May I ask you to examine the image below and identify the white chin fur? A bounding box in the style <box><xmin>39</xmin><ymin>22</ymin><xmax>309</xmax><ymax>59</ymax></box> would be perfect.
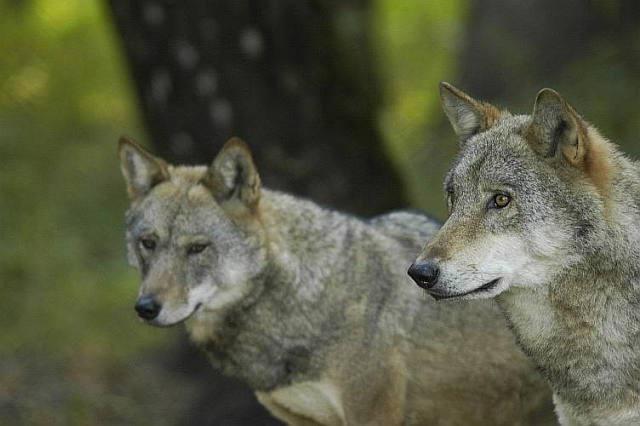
<box><xmin>148</xmin><ymin>303</ymin><xmax>200</xmax><ymax>327</ymax></box>
<box><xmin>149</xmin><ymin>284</ymin><xmax>219</xmax><ymax>327</ymax></box>
<box><xmin>437</xmin><ymin>229</ymin><xmax>569</xmax><ymax>298</ymax></box>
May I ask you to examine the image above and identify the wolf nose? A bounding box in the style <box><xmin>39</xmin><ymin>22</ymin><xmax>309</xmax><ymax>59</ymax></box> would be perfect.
<box><xmin>408</xmin><ymin>261</ymin><xmax>440</xmax><ymax>289</ymax></box>
<box><xmin>135</xmin><ymin>295</ymin><xmax>161</xmax><ymax>320</ymax></box>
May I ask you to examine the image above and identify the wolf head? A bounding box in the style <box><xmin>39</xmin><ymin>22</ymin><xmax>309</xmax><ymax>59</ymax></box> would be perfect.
<box><xmin>119</xmin><ymin>137</ymin><xmax>268</xmax><ymax>326</ymax></box>
<box><xmin>409</xmin><ymin>83</ymin><xmax>614</xmax><ymax>300</ymax></box>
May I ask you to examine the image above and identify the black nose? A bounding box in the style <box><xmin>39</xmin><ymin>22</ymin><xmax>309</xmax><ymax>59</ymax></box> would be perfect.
<box><xmin>408</xmin><ymin>261</ymin><xmax>440</xmax><ymax>289</ymax></box>
<box><xmin>135</xmin><ymin>295</ymin><xmax>161</xmax><ymax>320</ymax></box>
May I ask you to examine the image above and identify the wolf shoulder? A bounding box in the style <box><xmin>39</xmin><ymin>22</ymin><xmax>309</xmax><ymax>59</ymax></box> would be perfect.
<box><xmin>366</xmin><ymin>210</ymin><xmax>441</xmax><ymax>249</ymax></box>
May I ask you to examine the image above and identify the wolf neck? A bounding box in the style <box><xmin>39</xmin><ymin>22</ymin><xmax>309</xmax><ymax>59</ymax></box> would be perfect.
<box><xmin>497</xmin><ymin>155</ymin><xmax>640</xmax><ymax>416</ymax></box>
<box><xmin>200</xmin><ymin>189</ymin><xmax>397</xmax><ymax>391</ymax></box>
<box><xmin>259</xmin><ymin>189</ymin><xmax>362</xmax><ymax>297</ymax></box>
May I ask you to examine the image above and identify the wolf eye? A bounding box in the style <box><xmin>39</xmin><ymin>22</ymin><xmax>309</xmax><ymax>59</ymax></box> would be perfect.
<box><xmin>187</xmin><ymin>243</ymin><xmax>209</xmax><ymax>256</ymax></box>
<box><xmin>490</xmin><ymin>194</ymin><xmax>511</xmax><ymax>209</ymax></box>
<box><xmin>139</xmin><ymin>238</ymin><xmax>156</xmax><ymax>251</ymax></box>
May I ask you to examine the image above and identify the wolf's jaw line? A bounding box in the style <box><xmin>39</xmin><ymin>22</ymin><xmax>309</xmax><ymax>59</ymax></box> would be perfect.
<box><xmin>149</xmin><ymin>302</ymin><xmax>203</xmax><ymax>327</ymax></box>
<box><xmin>429</xmin><ymin>278</ymin><xmax>501</xmax><ymax>300</ymax></box>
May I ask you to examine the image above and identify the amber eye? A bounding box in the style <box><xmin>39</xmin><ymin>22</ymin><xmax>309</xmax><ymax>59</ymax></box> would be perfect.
<box><xmin>493</xmin><ymin>194</ymin><xmax>511</xmax><ymax>209</ymax></box>
<box><xmin>139</xmin><ymin>238</ymin><xmax>156</xmax><ymax>251</ymax></box>
<box><xmin>187</xmin><ymin>243</ymin><xmax>209</xmax><ymax>256</ymax></box>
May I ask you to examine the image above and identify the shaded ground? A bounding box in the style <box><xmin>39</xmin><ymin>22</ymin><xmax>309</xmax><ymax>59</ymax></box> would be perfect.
<box><xmin>1</xmin><ymin>335</ymin><xmax>279</xmax><ymax>425</ymax></box>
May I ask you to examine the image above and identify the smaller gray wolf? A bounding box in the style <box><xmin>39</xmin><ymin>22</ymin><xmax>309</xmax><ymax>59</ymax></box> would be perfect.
<box><xmin>409</xmin><ymin>82</ymin><xmax>640</xmax><ymax>425</ymax></box>
<box><xmin>119</xmin><ymin>136</ymin><xmax>554</xmax><ymax>425</ymax></box>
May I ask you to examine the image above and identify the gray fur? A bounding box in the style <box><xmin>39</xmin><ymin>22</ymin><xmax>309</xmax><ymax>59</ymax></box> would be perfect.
<box><xmin>120</xmin><ymin>137</ymin><xmax>554</xmax><ymax>425</ymax></box>
<box><xmin>416</xmin><ymin>83</ymin><xmax>640</xmax><ymax>425</ymax></box>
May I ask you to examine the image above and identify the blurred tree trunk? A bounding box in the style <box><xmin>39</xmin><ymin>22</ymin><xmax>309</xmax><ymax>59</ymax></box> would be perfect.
<box><xmin>107</xmin><ymin>1</ymin><xmax>407</xmax><ymax>424</ymax></box>
<box><xmin>108</xmin><ymin>0</ymin><xmax>406</xmax><ymax>215</ymax></box>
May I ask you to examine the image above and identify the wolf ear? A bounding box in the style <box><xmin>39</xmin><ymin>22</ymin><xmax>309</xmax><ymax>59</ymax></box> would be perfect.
<box><xmin>206</xmin><ymin>137</ymin><xmax>261</xmax><ymax>209</ymax></box>
<box><xmin>439</xmin><ymin>82</ymin><xmax>504</xmax><ymax>143</ymax></box>
<box><xmin>118</xmin><ymin>136</ymin><xmax>169</xmax><ymax>200</ymax></box>
<box><xmin>527</xmin><ymin>89</ymin><xmax>586</xmax><ymax>167</ymax></box>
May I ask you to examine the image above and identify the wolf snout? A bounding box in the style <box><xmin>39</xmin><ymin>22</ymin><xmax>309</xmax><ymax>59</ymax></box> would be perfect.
<box><xmin>408</xmin><ymin>260</ymin><xmax>440</xmax><ymax>289</ymax></box>
<box><xmin>135</xmin><ymin>295</ymin><xmax>162</xmax><ymax>320</ymax></box>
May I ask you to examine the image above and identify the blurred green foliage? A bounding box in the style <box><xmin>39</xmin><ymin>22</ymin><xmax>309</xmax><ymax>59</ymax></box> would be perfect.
<box><xmin>374</xmin><ymin>0</ymin><xmax>464</xmax><ymax>213</ymax></box>
<box><xmin>0</xmin><ymin>0</ymin><xmax>161</xmax><ymax>358</ymax></box>
<box><xmin>0</xmin><ymin>0</ymin><xmax>196</xmax><ymax>423</ymax></box>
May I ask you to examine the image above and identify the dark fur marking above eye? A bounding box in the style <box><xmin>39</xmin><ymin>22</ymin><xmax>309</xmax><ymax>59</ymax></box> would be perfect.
<box><xmin>445</xmin><ymin>184</ymin><xmax>454</xmax><ymax>195</ymax></box>
<box><xmin>444</xmin><ymin>176</ymin><xmax>454</xmax><ymax>194</ymax></box>
<box><xmin>125</xmin><ymin>211</ymin><xmax>139</xmax><ymax>227</ymax></box>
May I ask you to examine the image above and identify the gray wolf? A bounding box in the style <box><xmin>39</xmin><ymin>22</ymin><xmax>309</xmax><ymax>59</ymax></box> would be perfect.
<box><xmin>409</xmin><ymin>82</ymin><xmax>640</xmax><ymax>425</ymax></box>
<box><xmin>119</xmin><ymin>136</ymin><xmax>554</xmax><ymax>425</ymax></box>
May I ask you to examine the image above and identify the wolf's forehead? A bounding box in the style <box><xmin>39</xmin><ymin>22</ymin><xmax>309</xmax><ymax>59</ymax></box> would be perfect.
<box><xmin>450</xmin><ymin>115</ymin><xmax>532</xmax><ymax>182</ymax></box>
<box><xmin>127</xmin><ymin>182</ymin><xmax>223</xmax><ymax>234</ymax></box>
<box><xmin>471</xmin><ymin>114</ymin><xmax>530</xmax><ymax>152</ymax></box>
<box><xmin>167</xmin><ymin>165</ymin><xmax>209</xmax><ymax>185</ymax></box>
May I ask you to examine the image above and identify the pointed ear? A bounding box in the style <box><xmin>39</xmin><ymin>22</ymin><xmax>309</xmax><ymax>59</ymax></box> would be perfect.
<box><xmin>526</xmin><ymin>89</ymin><xmax>586</xmax><ymax>167</ymax></box>
<box><xmin>118</xmin><ymin>136</ymin><xmax>169</xmax><ymax>200</ymax></box>
<box><xmin>205</xmin><ymin>137</ymin><xmax>261</xmax><ymax>209</ymax></box>
<box><xmin>439</xmin><ymin>82</ymin><xmax>504</xmax><ymax>143</ymax></box>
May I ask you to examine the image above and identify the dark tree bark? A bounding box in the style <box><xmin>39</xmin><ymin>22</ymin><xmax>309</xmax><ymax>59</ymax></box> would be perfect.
<box><xmin>108</xmin><ymin>0</ymin><xmax>406</xmax><ymax>216</ymax></box>
<box><xmin>107</xmin><ymin>1</ymin><xmax>407</xmax><ymax>424</ymax></box>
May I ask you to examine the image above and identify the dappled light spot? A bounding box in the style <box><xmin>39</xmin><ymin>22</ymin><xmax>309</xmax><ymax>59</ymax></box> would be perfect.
<box><xmin>196</xmin><ymin>68</ymin><xmax>218</xmax><ymax>96</ymax></box>
<box><xmin>174</xmin><ymin>40</ymin><xmax>199</xmax><ymax>70</ymax></box>
<box><xmin>171</xmin><ymin>132</ymin><xmax>194</xmax><ymax>156</ymax></box>
<box><xmin>143</xmin><ymin>2</ymin><xmax>164</xmax><ymax>26</ymax></box>
<box><xmin>150</xmin><ymin>68</ymin><xmax>172</xmax><ymax>104</ymax></box>
<box><xmin>199</xmin><ymin>18</ymin><xmax>218</xmax><ymax>42</ymax></box>
<box><xmin>210</xmin><ymin>99</ymin><xmax>233</xmax><ymax>127</ymax></box>
<box><xmin>239</xmin><ymin>28</ymin><xmax>264</xmax><ymax>59</ymax></box>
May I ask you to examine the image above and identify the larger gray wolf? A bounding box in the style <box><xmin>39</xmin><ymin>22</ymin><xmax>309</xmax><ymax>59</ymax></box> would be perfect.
<box><xmin>119</xmin><ymin>136</ymin><xmax>554</xmax><ymax>425</ymax></box>
<box><xmin>409</xmin><ymin>82</ymin><xmax>640</xmax><ymax>425</ymax></box>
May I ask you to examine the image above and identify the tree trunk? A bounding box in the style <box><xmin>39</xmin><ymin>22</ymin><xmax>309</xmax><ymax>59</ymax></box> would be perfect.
<box><xmin>108</xmin><ymin>0</ymin><xmax>406</xmax><ymax>216</ymax></box>
<box><xmin>107</xmin><ymin>1</ymin><xmax>407</xmax><ymax>424</ymax></box>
